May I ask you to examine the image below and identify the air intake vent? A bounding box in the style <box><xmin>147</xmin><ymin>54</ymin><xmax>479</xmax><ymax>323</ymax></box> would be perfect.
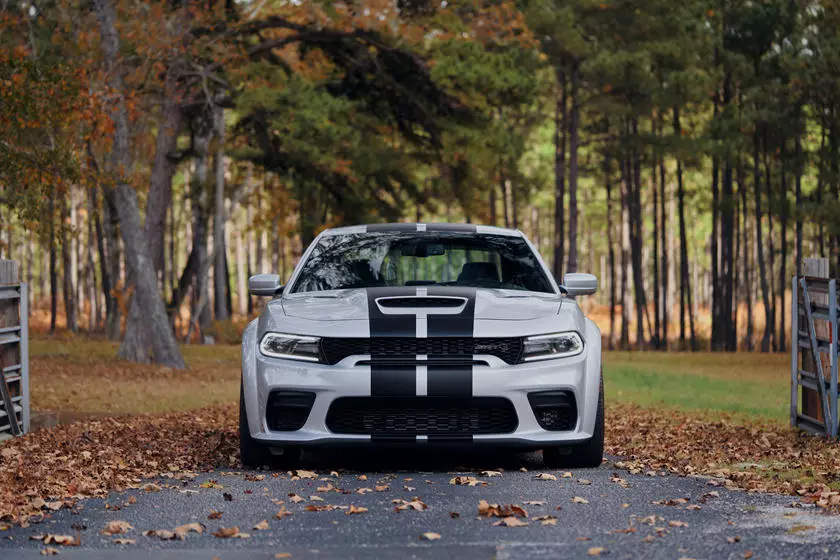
<box><xmin>376</xmin><ymin>297</ymin><xmax>466</xmax><ymax>308</ymax></box>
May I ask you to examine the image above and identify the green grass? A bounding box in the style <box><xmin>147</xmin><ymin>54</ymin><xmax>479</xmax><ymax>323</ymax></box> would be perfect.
<box><xmin>604</xmin><ymin>351</ymin><xmax>790</xmax><ymax>423</ymax></box>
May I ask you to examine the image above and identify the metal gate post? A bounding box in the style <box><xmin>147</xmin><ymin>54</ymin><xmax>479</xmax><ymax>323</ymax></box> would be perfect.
<box><xmin>791</xmin><ymin>275</ymin><xmax>799</xmax><ymax>429</ymax></box>
<box><xmin>830</xmin><ymin>279</ymin><xmax>838</xmax><ymax>438</ymax></box>
<box><xmin>20</xmin><ymin>283</ymin><xmax>29</xmax><ymax>434</ymax></box>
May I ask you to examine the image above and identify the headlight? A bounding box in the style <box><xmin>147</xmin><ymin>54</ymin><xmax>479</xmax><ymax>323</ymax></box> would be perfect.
<box><xmin>522</xmin><ymin>332</ymin><xmax>584</xmax><ymax>361</ymax></box>
<box><xmin>259</xmin><ymin>333</ymin><xmax>321</xmax><ymax>362</ymax></box>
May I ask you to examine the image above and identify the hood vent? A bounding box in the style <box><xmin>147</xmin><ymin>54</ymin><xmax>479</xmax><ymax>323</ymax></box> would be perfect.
<box><xmin>376</xmin><ymin>296</ymin><xmax>466</xmax><ymax>308</ymax></box>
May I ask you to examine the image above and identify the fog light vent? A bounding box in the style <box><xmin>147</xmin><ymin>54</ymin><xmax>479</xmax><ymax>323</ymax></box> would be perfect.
<box><xmin>267</xmin><ymin>391</ymin><xmax>315</xmax><ymax>431</ymax></box>
<box><xmin>528</xmin><ymin>391</ymin><xmax>577</xmax><ymax>431</ymax></box>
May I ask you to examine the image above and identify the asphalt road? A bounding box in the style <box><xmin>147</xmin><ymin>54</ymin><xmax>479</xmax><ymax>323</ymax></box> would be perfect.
<box><xmin>2</xmin><ymin>448</ymin><xmax>839</xmax><ymax>560</ymax></box>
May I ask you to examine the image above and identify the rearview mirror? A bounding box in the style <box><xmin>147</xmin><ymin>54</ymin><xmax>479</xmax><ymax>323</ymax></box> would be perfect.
<box><xmin>249</xmin><ymin>274</ymin><xmax>283</xmax><ymax>297</ymax></box>
<box><xmin>561</xmin><ymin>273</ymin><xmax>597</xmax><ymax>296</ymax></box>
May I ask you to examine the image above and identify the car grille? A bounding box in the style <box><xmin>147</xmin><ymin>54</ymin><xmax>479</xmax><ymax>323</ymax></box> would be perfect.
<box><xmin>320</xmin><ymin>337</ymin><xmax>524</xmax><ymax>365</ymax></box>
<box><xmin>326</xmin><ymin>397</ymin><xmax>518</xmax><ymax>436</ymax></box>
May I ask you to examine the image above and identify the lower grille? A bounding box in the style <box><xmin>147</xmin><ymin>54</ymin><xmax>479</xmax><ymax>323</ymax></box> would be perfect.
<box><xmin>326</xmin><ymin>397</ymin><xmax>518</xmax><ymax>436</ymax></box>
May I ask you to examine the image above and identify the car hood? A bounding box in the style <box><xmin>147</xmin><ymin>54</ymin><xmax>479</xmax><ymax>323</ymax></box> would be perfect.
<box><xmin>279</xmin><ymin>287</ymin><xmax>562</xmax><ymax>321</ymax></box>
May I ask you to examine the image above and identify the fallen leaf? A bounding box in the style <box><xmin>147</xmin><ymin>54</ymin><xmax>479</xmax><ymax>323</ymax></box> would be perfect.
<box><xmin>102</xmin><ymin>521</ymin><xmax>133</xmax><ymax>535</ymax></box>
<box><xmin>375</xmin><ymin>485</ymin><xmax>389</xmax><ymax>492</ymax></box>
<box><xmin>346</xmin><ymin>505</ymin><xmax>368</xmax><ymax>515</ymax></box>
<box><xmin>562</xmin><ymin>472</ymin><xmax>574</xmax><ymax>478</ymax></box>
<box><xmin>572</xmin><ymin>497</ymin><xmax>589</xmax><ymax>504</ymax></box>
<box><xmin>727</xmin><ymin>536</ymin><xmax>741</xmax><ymax>543</ymax></box>
<box><xmin>588</xmin><ymin>547</ymin><xmax>606</xmax><ymax>556</ymax></box>
<box><xmin>393</xmin><ymin>499</ymin><xmax>428</xmax><ymax>512</ymax></box>
<box><xmin>493</xmin><ymin>516</ymin><xmax>529</xmax><ymax>527</ymax></box>
<box><xmin>223</xmin><ymin>492</ymin><xmax>233</xmax><ymax>502</ymax></box>
<box><xmin>289</xmin><ymin>494</ymin><xmax>305</xmax><ymax>504</ymax></box>
<box><xmin>294</xmin><ymin>470</ymin><xmax>318</xmax><ymax>479</ymax></box>
<box><xmin>535</xmin><ymin>473</ymin><xmax>557</xmax><ymax>481</ymax></box>
<box><xmin>208</xmin><ymin>510</ymin><xmax>223</xmax><ymax>520</ymax></box>
<box><xmin>524</xmin><ymin>501</ymin><xmax>546</xmax><ymax>506</ymax></box>
<box><xmin>174</xmin><ymin>523</ymin><xmax>205</xmax><ymax>538</ymax></box>
<box><xmin>275</xmin><ymin>554</ymin><xmax>292</xmax><ymax>559</ymax></box>
<box><xmin>578</xmin><ymin>479</ymin><xmax>592</xmax><ymax>485</ymax></box>
<box><xmin>420</xmin><ymin>532</ymin><xmax>441</xmax><ymax>540</ymax></box>
<box><xmin>141</xmin><ymin>483</ymin><xmax>161</xmax><ymax>492</ymax></box>
<box><xmin>355</xmin><ymin>488</ymin><xmax>373</xmax><ymax>495</ymax></box>
<box><xmin>449</xmin><ymin>476</ymin><xmax>486</xmax><ymax>487</ymax></box>
<box><xmin>275</xmin><ymin>507</ymin><xmax>294</xmax><ymax>519</ymax></box>
<box><xmin>212</xmin><ymin>526</ymin><xmax>249</xmax><ymax>538</ymax></box>
<box><xmin>40</xmin><ymin>548</ymin><xmax>60</xmax><ymax>556</ymax></box>
<box><xmin>668</xmin><ymin>520</ymin><xmax>689</xmax><ymax>528</ymax></box>
<box><xmin>480</xmin><ymin>470</ymin><xmax>502</xmax><ymax>477</ymax></box>
<box><xmin>41</xmin><ymin>535</ymin><xmax>79</xmax><ymax>546</ymax></box>
<box><xmin>744</xmin><ymin>552</ymin><xmax>754</xmax><ymax>559</ymax></box>
<box><xmin>253</xmin><ymin>520</ymin><xmax>270</xmax><ymax>531</ymax></box>
<box><xmin>113</xmin><ymin>538</ymin><xmax>135</xmax><ymax>545</ymax></box>
<box><xmin>142</xmin><ymin>530</ymin><xmax>179</xmax><ymax>541</ymax></box>
<box><xmin>478</xmin><ymin>500</ymin><xmax>527</xmax><ymax>518</ymax></box>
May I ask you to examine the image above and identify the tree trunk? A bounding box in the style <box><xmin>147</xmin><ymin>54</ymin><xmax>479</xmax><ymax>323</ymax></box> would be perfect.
<box><xmin>102</xmin><ymin>187</ymin><xmax>121</xmax><ymax>340</ymax></box>
<box><xmin>94</xmin><ymin>0</ymin><xmax>185</xmax><ymax>368</ymax></box>
<box><xmin>795</xmin><ymin>134</ymin><xmax>803</xmax><ymax>276</ymax></box>
<box><xmin>190</xmin><ymin>117</ymin><xmax>214</xmax><ymax>340</ymax></box>
<box><xmin>120</xmin><ymin>76</ymin><xmax>183</xmax><ymax>359</ymax></box>
<box><xmin>674</xmin><ymin>107</ymin><xmax>696</xmax><ymax>350</ymax></box>
<box><xmin>753</xmin><ymin>131</ymin><xmax>773</xmax><ymax>352</ymax></box>
<box><xmin>566</xmin><ymin>62</ymin><xmax>580</xmax><ymax>274</ymax></box>
<box><xmin>778</xmin><ymin>144</ymin><xmax>788</xmax><ymax>353</ymax></box>
<box><xmin>619</xmin><ymin>150</ymin><xmax>631</xmax><ymax>349</ymax></box>
<box><xmin>49</xmin><ymin>196</ymin><xmax>58</xmax><ymax>334</ymax></box>
<box><xmin>629</xmin><ymin>119</ymin><xmax>647</xmax><ymax>349</ymax></box>
<box><xmin>763</xmin><ymin>132</ymin><xmax>777</xmax><ymax>350</ymax></box>
<box><xmin>651</xmin><ymin>133</ymin><xmax>660</xmax><ymax>349</ymax></box>
<box><xmin>552</xmin><ymin>67</ymin><xmax>567</xmax><ymax>279</ymax></box>
<box><xmin>605</xmin><ymin>153</ymin><xmax>616</xmax><ymax>351</ymax></box>
<box><xmin>213</xmin><ymin>106</ymin><xmax>231</xmax><ymax>321</ymax></box>
<box><xmin>658</xmin><ymin>117</ymin><xmax>669</xmax><ymax>350</ymax></box>
<box><xmin>738</xmin><ymin>157</ymin><xmax>754</xmax><ymax>350</ymax></box>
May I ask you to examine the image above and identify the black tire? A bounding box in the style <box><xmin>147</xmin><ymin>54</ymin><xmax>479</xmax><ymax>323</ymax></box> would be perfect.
<box><xmin>239</xmin><ymin>382</ymin><xmax>274</xmax><ymax>468</ymax></box>
<box><xmin>543</xmin><ymin>375</ymin><xmax>604</xmax><ymax>469</ymax></box>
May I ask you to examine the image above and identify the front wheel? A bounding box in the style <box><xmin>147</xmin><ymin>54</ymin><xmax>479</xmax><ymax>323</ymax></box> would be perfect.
<box><xmin>543</xmin><ymin>375</ymin><xmax>604</xmax><ymax>469</ymax></box>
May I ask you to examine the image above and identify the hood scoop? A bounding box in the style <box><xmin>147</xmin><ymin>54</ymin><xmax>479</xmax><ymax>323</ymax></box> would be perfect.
<box><xmin>376</xmin><ymin>296</ymin><xmax>466</xmax><ymax>309</ymax></box>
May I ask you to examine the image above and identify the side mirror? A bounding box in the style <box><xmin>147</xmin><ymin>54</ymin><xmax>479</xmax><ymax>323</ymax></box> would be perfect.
<box><xmin>249</xmin><ymin>274</ymin><xmax>283</xmax><ymax>297</ymax></box>
<box><xmin>561</xmin><ymin>273</ymin><xmax>597</xmax><ymax>296</ymax></box>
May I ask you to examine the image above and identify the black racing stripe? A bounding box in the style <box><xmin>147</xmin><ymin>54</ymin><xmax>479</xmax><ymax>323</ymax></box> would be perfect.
<box><xmin>366</xmin><ymin>287</ymin><xmax>417</xmax><ymax>337</ymax></box>
<box><xmin>427</xmin><ymin>363</ymin><xmax>472</xmax><ymax>397</ymax></box>
<box><xmin>425</xmin><ymin>223</ymin><xmax>477</xmax><ymax>233</ymax></box>
<box><xmin>367</xmin><ymin>287</ymin><xmax>416</xmax><ymax>397</ymax></box>
<box><xmin>426</xmin><ymin>287</ymin><xmax>476</xmax><ymax>337</ymax></box>
<box><xmin>427</xmin><ymin>434</ymin><xmax>473</xmax><ymax>443</ymax></box>
<box><xmin>366</xmin><ymin>223</ymin><xmax>417</xmax><ymax>232</ymax></box>
<box><xmin>371</xmin><ymin>434</ymin><xmax>416</xmax><ymax>443</ymax></box>
<box><xmin>371</xmin><ymin>363</ymin><xmax>415</xmax><ymax>396</ymax></box>
<box><xmin>426</xmin><ymin>287</ymin><xmax>476</xmax><ymax>398</ymax></box>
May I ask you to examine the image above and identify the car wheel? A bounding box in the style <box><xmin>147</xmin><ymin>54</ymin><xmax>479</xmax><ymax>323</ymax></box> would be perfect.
<box><xmin>543</xmin><ymin>374</ymin><xmax>604</xmax><ymax>469</ymax></box>
<box><xmin>239</xmin><ymin>381</ymin><xmax>274</xmax><ymax>468</ymax></box>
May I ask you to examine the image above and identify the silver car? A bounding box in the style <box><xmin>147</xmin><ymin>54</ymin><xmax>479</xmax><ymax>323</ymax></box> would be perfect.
<box><xmin>240</xmin><ymin>223</ymin><xmax>603</xmax><ymax>468</ymax></box>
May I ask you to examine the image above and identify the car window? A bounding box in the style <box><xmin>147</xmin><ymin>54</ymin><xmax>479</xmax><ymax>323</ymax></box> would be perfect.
<box><xmin>291</xmin><ymin>232</ymin><xmax>553</xmax><ymax>294</ymax></box>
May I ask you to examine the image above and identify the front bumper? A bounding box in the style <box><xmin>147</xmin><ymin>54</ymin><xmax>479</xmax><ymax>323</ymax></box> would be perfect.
<box><xmin>241</xmin><ymin>323</ymin><xmax>602</xmax><ymax>448</ymax></box>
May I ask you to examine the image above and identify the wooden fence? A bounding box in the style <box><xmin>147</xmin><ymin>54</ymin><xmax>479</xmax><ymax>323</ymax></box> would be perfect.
<box><xmin>0</xmin><ymin>260</ymin><xmax>28</xmax><ymax>438</ymax></box>
<box><xmin>791</xmin><ymin>258</ymin><xmax>838</xmax><ymax>438</ymax></box>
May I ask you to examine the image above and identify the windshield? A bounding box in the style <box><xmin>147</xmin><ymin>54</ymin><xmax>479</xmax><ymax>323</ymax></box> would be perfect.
<box><xmin>291</xmin><ymin>232</ymin><xmax>554</xmax><ymax>294</ymax></box>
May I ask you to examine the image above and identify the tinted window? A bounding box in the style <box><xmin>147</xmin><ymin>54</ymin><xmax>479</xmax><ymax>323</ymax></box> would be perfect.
<box><xmin>291</xmin><ymin>232</ymin><xmax>553</xmax><ymax>294</ymax></box>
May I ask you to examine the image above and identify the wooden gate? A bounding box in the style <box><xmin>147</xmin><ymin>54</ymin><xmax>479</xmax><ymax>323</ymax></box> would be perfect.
<box><xmin>0</xmin><ymin>260</ymin><xmax>28</xmax><ymax>438</ymax></box>
<box><xmin>791</xmin><ymin>259</ymin><xmax>838</xmax><ymax>438</ymax></box>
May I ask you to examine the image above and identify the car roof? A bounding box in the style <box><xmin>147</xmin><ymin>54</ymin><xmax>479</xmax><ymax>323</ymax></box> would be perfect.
<box><xmin>320</xmin><ymin>223</ymin><xmax>523</xmax><ymax>237</ymax></box>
